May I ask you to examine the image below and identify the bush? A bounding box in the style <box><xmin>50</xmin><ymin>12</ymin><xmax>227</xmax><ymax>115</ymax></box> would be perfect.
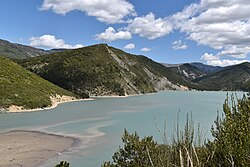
<box><xmin>102</xmin><ymin>129</ymin><xmax>165</xmax><ymax>167</ymax></box>
<box><xmin>205</xmin><ymin>94</ymin><xmax>250</xmax><ymax>166</ymax></box>
<box><xmin>103</xmin><ymin>94</ymin><xmax>250</xmax><ymax>167</ymax></box>
<box><xmin>103</xmin><ymin>114</ymin><xmax>206</xmax><ymax>167</ymax></box>
<box><xmin>54</xmin><ymin>161</ymin><xmax>70</xmax><ymax>167</ymax></box>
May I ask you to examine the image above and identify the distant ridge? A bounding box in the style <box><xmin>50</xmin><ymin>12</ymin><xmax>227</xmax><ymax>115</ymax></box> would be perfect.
<box><xmin>0</xmin><ymin>39</ymin><xmax>49</xmax><ymax>59</ymax></box>
<box><xmin>0</xmin><ymin>39</ymin><xmax>68</xmax><ymax>59</ymax></box>
<box><xmin>48</xmin><ymin>48</ymin><xmax>69</xmax><ymax>53</ymax></box>
<box><xmin>162</xmin><ymin>62</ymin><xmax>223</xmax><ymax>74</ymax></box>
<box><xmin>162</xmin><ymin>62</ymin><xmax>250</xmax><ymax>91</ymax></box>
<box><xmin>190</xmin><ymin>62</ymin><xmax>223</xmax><ymax>73</ymax></box>
<box><xmin>193</xmin><ymin>62</ymin><xmax>250</xmax><ymax>91</ymax></box>
<box><xmin>164</xmin><ymin>63</ymin><xmax>206</xmax><ymax>81</ymax></box>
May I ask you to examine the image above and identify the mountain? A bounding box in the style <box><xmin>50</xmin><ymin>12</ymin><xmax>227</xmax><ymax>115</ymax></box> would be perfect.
<box><xmin>18</xmin><ymin>44</ymin><xmax>190</xmax><ymax>97</ymax></box>
<box><xmin>190</xmin><ymin>62</ymin><xmax>223</xmax><ymax>74</ymax></box>
<box><xmin>49</xmin><ymin>48</ymin><xmax>69</xmax><ymax>53</ymax></box>
<box><xmin>0</xmin><ymin>57</ymin><xmax>79</xmax><ymax>111</ymax></box>
<box><xmin>163</xmin><ymin>63</ymin><xmax>205</xmax><ymax>81</ymax></box>
<box><xmin>193</xmin><ymin>62</ymin><xmax>250</xmax><ymax>91</ymax></box>
<box><xmin>3</xmin><ymin>38</ymin><xmax>247</xmax><ymax>95</ymax></box>
<box><xmin>0</xmin><ymin>39</ymin><xmax>49</xmax><ymax>59</ymax></box>
<box><xmin>161</xmin><ymin>63</ymin><xmax>182</xmax><ymax>68</ymax></box>
<box><xmin>162</xmin><ymin>62</ymin><xmax>250</xmax><ymax>91</ymax></box>
<box><xmin>0</xmin><ymin>39</ymin><xmax>67</xmax><ymax>59</ymax></box>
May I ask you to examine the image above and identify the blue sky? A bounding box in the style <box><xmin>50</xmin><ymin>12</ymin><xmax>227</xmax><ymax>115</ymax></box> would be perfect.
<box><xmin>1</xmin><ymin>0</ymin><xmax>250</xmax><ymax>66</ymax></box>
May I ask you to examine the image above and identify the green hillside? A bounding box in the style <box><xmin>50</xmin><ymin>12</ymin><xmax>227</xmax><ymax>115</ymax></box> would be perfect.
<box><xmin>19</xmin><ymin>44</ymin><xmax>190</xmax><ymax>97</ymax></box>
<box><xmin>193</xmin><ymin>62</ymin><xmax>250</xmax><ymax>91</ymax></box>
<box><xmin>0</xmin><ymin>57</ymin><xmax>78</xmax><ymax>110</ymax></box>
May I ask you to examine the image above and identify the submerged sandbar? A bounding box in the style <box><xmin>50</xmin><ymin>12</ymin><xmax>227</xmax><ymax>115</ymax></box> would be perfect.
<box><xmin>0</xmin><ymin>130</ymin><xmax>78</xmax><ymax>167</ymax></box>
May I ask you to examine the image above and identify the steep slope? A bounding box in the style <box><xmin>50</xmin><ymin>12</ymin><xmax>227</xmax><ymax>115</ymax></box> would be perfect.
<box><xmin>0</xmin><ymin>57</ymin><xmax>79</xmax><ymax>111</ymax></box>
<box><xmin>163</xmin><ymin>63</ymin><xmax>205</xmax><ymax>81</ymax></box>
<box><xmin>193</xmin><ymin>62</ymin><xmax>250</xmax><ymax>91</ymax></box>
<box><xmin>190</xmin><ymin>62</ymin><xmax>223</xmax><ymax>74</ymax></box>
<box><xmin>19</xmin><ymin>44</ymin><xmax>190</xmax><ymax>97</ymax></box>
<box><xmin>0</xmin><ymin>39</ymin><xmax>49</xmax><ymax>59</ymax></box>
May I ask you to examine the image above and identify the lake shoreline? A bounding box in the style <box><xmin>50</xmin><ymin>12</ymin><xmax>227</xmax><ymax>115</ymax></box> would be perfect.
<box><xmin>0</xmin><ymin>130</ymin><xmax>80</xmax><ymax>167</ymax></box>
<box><xmin>4</xmin><ymin>90</ymin><xmax>245</xmax><ymax>113</ymax></box>
<box><xmin>6</xmin><ymin>97</ymin><xmax>95</xmax><ymax>113</ymax></box>
<box><xmin>4</xmin><ymin>93</ymin><xmax>137</xmax><ymax>113</ymax></box>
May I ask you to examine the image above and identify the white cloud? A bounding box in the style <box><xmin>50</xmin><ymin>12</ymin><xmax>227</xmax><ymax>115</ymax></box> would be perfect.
<box><xmin>39</xmin><ymin>0</ymin><xmax>250</xmax><ymax>65</ymax></box>
<box><xmin>217</xmin><ymin>46</ymin><xmax>250</xmax><ymax>59</ymax></box>
<box><xmin>40</xmin><ymin>0</ymin><xmax>136</xmax><ymax>24</ymax></box>
<box><xmin>201</xmin><ymin>52</ymin><xmax>249</xmax><ymax>66</ymax></box>
<box><xmin>29</xmin><ymin>35</ymin><xmax>83</xmax><ymax>49</ymax></box>
<box><xmin>95</xmin><ymin>27</ymin><xmax>131</xmax><ymax>42</ymax></box>
<box><xmin>170</xmin><ymin>0</ymin><xmax>250</xmax><ymax>60</ymax></box>
<box><xmin>141</xmin><ymin>47</ymin><xmax>151</xmax><ymax>52</ymax></box>
<box><xmin>205</xmin><ymin>59</ymin><xmax>249</xmax><ymax>67</ymax></box>
<box><xmin>172</xmin><ymin>40</ymin><xmax>188</xmax><ymax>50</ymax></box>
<box><xmin>201</xmin><ymin>53</ymin><xmax>219</xmax><ymax>61</ymax></box>
<box><xmin>127</xmin><ymin>12</ymin><xmax>173</xmax><ymax>40</ymax></box>
<box><xmin>124</xmin><ymin>43</ymin><xmax>135</xmax><ymax>49</ymax></box>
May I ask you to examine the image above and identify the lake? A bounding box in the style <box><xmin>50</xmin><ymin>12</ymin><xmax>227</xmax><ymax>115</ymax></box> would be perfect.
<box><xmin>0</xmin><ymin>91</ymin><xmax>244</xmax><ymax>167</ymax></box>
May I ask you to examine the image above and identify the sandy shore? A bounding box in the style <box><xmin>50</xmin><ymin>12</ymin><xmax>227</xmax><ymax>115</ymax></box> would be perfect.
<box><xmin>0</xmin><ymin>130</ymin><xmax>79</xmax><ymax>167</ymax></box>
<box><xmin>7</xmin><ymin>95</ymin><xmax>94</xmax><ymax>113</ymax></box>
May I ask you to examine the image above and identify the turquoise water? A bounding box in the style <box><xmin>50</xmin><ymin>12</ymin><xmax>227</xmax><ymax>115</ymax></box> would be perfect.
<box><xmin>0</xmin><ymin>91</ymin><xmax>244</xmax><ymax>167</ymax></box>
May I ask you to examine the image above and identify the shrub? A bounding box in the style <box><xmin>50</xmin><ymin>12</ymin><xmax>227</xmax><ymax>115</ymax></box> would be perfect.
<box><xmin>102</xmin><ymin>114</ymin><xmax>205</xmax><ymax>167</ymax></box>
<box><xmin>205</xmin><ymin>94</ymin><xmax>250</xmax><ymax>166</ymax></box>
<box><xmin>103</xmin><ymin>94</ymin><xmax>250</xmax><ymax>167</ymax></box>
<box><xmin>54</xmin><ymin>161</ymin><xmax>70</xmax><ymax>167</ymax></box>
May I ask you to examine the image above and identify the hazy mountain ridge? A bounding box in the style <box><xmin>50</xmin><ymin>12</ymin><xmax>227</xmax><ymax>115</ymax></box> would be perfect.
<box><xmin>163</xmin><ymin>62</ymin><xmax>250</xmax><ymax>91</ymax></box>
<box><xmin>190</xmin><ymin>62</ymin><xmax>223</xmax><ymax>74</ymax></box>
<box><xmin>0</xmin><ymin>39</ymin><xmax>49</xmax><ymax>59</ymax></box>
<box><xmin>193</xmin><ymin>62</ymin><xmax>250</xmax><ymax>91</ymax></box>
<box><xmin>0</xmin><ymin>39</ymin><xmax>69</xmax><ymax>59</ymax></box>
